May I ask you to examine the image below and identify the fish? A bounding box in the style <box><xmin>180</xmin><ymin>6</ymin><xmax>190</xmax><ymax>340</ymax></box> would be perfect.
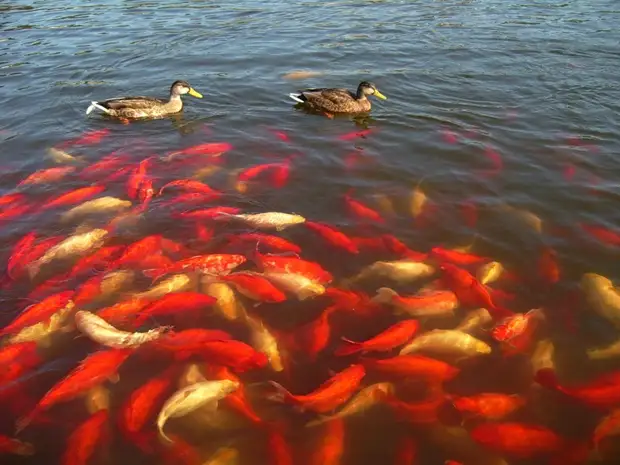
<box><xmin>256</xmin><ymin>253</ymin><xmax>332</xmax><ymax>284</ymax></box>
<box><xmin>268</xmin><ymin>364</ymin><xmax>366</xmax><ymax>413</ymax></box>
<box><xmin>27</xmin><ymin>228</ymin><xmax>108</xmax><ymax>278</ymax></box>
<box><xmin>409</xmin><ymin>185</ymin><xmax>427</xmax><ymax>218</ymax></box>
<box><xmin>18</xmin><ymin>349</ymin><xmax>133</xmax><ymax>431</ymax></box>
<box><xmin>126</xmin><ymin>158</ymin><xmax>153</xmax><ymax>200</ymax></box>
<box><xmin>449</xmin><ymin>393</ymin><xmax>526</xmax><ymax>420</ymax></box>
<box><xmin>202</xmin><ymin>282</ymin><xmax>243</xmax><ymax>320</ymax></box>
<box><xmin>39</xmin><ymin>185</ymin><xmax>106</xmax><ymax>211</ymax></box>
<box><xmin>7</xmin><ymin>231</ymin><xmax>38</xmax><ymax>279</ymax></box>
<box><xmin>581</xmin><ymin>273</ymin><xmax>620</xmax><ymax>329</ymax></box>
<box><xmin>67</xmin><ymin>245</ymin><xmax>125</xmax><ymax>279</ymax></box>
<box><xmin>470</xmin><ymin>422</ymin><xmax>565</xmax><ymax>459</ymax></box>
<box><xmin>60</xmin><ymin>410</ymin><xmax>109</xmax><ymax>465</ymax></box>
<box><xmin>225</xmin><ymin>232</ymin><xmax>301</xmax><ymax>254</ymax></box>
<box><xmin>454</xmin><ymin>308</ymin><xmax>493</xmax><ymax>335</ymax></box>
<box><xmin>203</xmin><ymin>447</ymin><xmax>240</xmax><ymax>465</ymax></box>
<box><xmin>537</xmin><ymin>246</ymin><xmax>560</xmax><ymax>285</ymax></box>
<box><xmin>74</xmin><ymin>270</ymin><xmax>136</xmax><ymax>307</ymax></box>
<box><xmin>587</xmin><ymin>338</ymin><xmax>620</xmax><ymax>360</ymax></box>
<box><xmin>491</xmin><ymin>309</ymin><xmax>544</xmax><ymax>343</ymax></box>
<box><xmin>47</xmin><ymin>147</ymin><xmax>84</xmax><ymax>165</ymax></box>
<box><xmin>593</xmin><ymin>408</ymin><xmax>620</xmax><ymax>451</ymax></box>
<box><xmin>159</xmin><ymin>179</ymin><xmax>221</xmax><ymax>197</ymax></box>
<box><xmin>60</xmin><ymin>196</ymin><xmax>132</xmax><ymax>223</ymax></box>
<box><xmin>8</xmin><ymin>300</ymin><xmax>76</xmax><ymax>348</ymax></box>
<box><xmin>283</xmin><ymin>70</ymin><xmax>324</xmax><ymax>80</ymax></box>
<box><xmin>308</xmin><ymin>419</ymin><xmax>345</xmax><ymax>465</ymax></box>
<box><xmin>175</xmin><ymin>206</ymin><xmax>241</xmax><ymax>221</ymax></box>
<box><xmin>348</xmin><ymin>259</ymin><xmax>435</xmax><ymax>286</ymax></box>
<box><xmin>399</xmin><ymin>329</ymin><xmax>492</xmax><ymax>360</ymax></box>
<box><xmin>267</xmin><ymin>429</ymin><xmax>294</xmax><ymax>465</ymax></box>
<box><xmin>79</xmin><ymin>154</ymin><xmax>130</xmax><ymax>180</ymax></box>
<box><xmin>362</xmin><ymin>354</ymin><xmax>459</xmax><ymax>382</ymax></box>
<box><xmin>394</xmin><ymin>436</ymin><xmax>417</xmax><ymax>465</ymax></box>
<box><xmin>580</xmin><ymin>223</ymin><xmax>620</xmax><ymax>247</ymax></box>
<box><xmin>156</xmin><ymin>379</ymin><xmax>239</xmax><ymax>442</ymax></box>
<box><xmin>372</xmin><ymin>287</ymin><xmax>459</xmax><ymax>318</ymax></box>
<box><xmin>535</xmin><ymin>368</ymin><xmax>620</xmax><ymax>409</ymax></box>
<box><xmin>263</xmin><ymin>271</ymin><xmax>326</xmax><ymax>300</ymax></box>
<box><xmin>0</xmin><ymin>291</ymin><xmax>74</xmax><ymax>337</ymax></box>
<box><xmin>131</xmin><ymin>292</ymin><xmax>216</xmax><ymax>327</ymax></box>
<box><xmin>19</xmin><ymin>166</ymin><xmax>76</xmax><ymax>186</ymax></box>
<box><xmin>295</xmin><ymin>305</ymin><xmax>336</xmax><ymax>361</ymax></box>
<box><xmin>143</xmin><ymin>254</ymin><xmax>246</xmax><ymax>281</ymax></box>
<box><xmin>344</xmin><ymin>192</ymin><xmax>385</xmax><ymax>223</ymax></box>
<box><xmin>133</xmin><ymin>273</ymin><xmax>194</xmax><ymax>300</ymax></box>
<box><xmin>166</xmin><ymin>142</ymin><xmax>233</xmax><ymax>158</ymax></box>
<box><xmin>430</xmin><ymin>247</ymin><xmax>487</xmax><ymax>267</ymax></box>
<box><xmin>338</xmin><ymin>129</ymin><xmax>373</xmax><ymax>141</ymax></box>
<box><xmin>74</xmin><ymin>310</ymin><xmax>169</xmax><ymax>349</ymax></box>
<box><xmin>218</xmin><ymin>272</ymin><xmax>287</xmax><ymax>303</ymax></box>
<box><xmin>304</xmin><ymin>221</ymin><xmax>358</xmax><ymax>254</ymax></box>
<box><xmin>84</xmin><ymin>385</ymin><xmax>110</xmax><ymax>414</ymax></box>
<box><xmin>246</xmin><ymin>315</ymin><xmax>284</xmax><ymax>372</ymax></box>
<box><xmin>385</xmin><ymin>394</ymin><xmax>445</xmax><ymax>424</ymax></box>
<box><xmin>0</xmin><ymin>435</ymin><xmax>34</xmax><ymax>456</ymax></box>
<box><xmin>216</xmin><ymin>212</ymin><xmax>306</xmax><ymax>231</ymax></box>
<box><xmin>476</xmin><ymin>261</ymin><xmax>504</xmax><ymax>286</ymax></box>
<box><xmin>306</xmin><ymin>382</ymin><xmax>393</xmax><ymax>427</ymax></box>
<box><xmin>530</xmin><ymin>339</ymin><xmax>555</xmax><ymax>375</ymax></box>
<box><xmin>335</xmin><ymin>320</ymin><xmax>419</xmax><ymax>356</ymax></box>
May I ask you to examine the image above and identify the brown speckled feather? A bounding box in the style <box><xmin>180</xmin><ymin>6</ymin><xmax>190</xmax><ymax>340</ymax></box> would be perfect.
<box><xmin>299</xmin><ymin>88</ymin><xmax>371</xmax><ymax>113</ymax></box>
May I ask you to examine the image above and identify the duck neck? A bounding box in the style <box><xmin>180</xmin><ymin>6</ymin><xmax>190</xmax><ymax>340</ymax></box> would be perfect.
<box><xmin>169</xmin><ymin>93</ymin><xmax>182</xmax><ymax>103</ymax></box>
<box><xmin>355</xmin><ymin>88</ymin><xmax>368</xmax><ymax>100</ymax></box>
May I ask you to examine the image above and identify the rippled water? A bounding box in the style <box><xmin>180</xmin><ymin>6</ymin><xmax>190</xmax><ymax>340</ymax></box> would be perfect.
<box><xmin>2</xmin><ymin>0</ymin><xmax>620</xmax><ymax>464</ymax></box>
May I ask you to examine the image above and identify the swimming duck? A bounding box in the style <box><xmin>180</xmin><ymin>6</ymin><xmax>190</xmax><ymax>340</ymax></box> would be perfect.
<box><xmin>288</xmin><ymin>81</ymin><xmax>386</xmax><ymax>114</ymax></box>
<box><xmin>86</xmin><ymin>80</ymin><xmax>203</xmax><ymax>119</ymax></box>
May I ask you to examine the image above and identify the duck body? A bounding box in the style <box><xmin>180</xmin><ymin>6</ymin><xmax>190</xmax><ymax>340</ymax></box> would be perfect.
<box><xmin>289</xmin><ymin>81</ymin><xmax>386</xmax><ymax>114</ymax></box>
<box><xmin>86</xmin><ymin>80</ymin><xmax>202</xmax><ymax>119</ymax></box>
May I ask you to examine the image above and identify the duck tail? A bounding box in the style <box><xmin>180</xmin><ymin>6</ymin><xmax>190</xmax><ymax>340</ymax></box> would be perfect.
<box><xmin>288</xmin><ymin>93</ymin><xmax>305</xmax><ymax>103</ymax></box>
<box><xmin>86</xmin><ymin>101</ymin><xmax>109</xmax><ymax>115</ymax></box>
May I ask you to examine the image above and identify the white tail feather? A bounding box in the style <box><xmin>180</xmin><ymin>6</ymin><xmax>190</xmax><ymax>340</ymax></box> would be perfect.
<box><xmin>288</xmin><ymin>93</ymin><xmax>304</xmax><ymax>103</ymax></box>
<box><xmin>86</xmin><ymin>101</ymin><xmax>110</xmax><ymax>115</ymax></box>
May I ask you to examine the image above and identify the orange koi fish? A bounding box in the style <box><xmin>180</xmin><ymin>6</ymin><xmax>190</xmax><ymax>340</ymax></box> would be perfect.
<box><xmin>225</xmin><ymin>232</ymin><xmax>301</xmax><ymax>254</ymax></box>
<box><xmin>305</xmin><ymin>221</ymin><xmax>359</xmax><ymax>254</ymax></box>
<box><xmin>309</xmin><ymin>419</ymin><xmax>345</xmax><ymax>465</ymax></box>
<box><xmin>0</xmin><ymin>291</ymin><xmax>74</xmax><ymax>336</ymax></box>
<box><xmin>296</xmin><ymin>305</ymin><xmax>337</xmax><ymax>361</ymax></box>
<box><xmin>219</xmin><ymin>272</ymin><xmax>287</xmax><ymax>303</ymax></box>
<box><xmin>0</xmin><ymin>202</ymin><xmax>31</xmax><ymax>222</ymax></box>
<box><xmin>361</xmin><ymin>355</ymin><xmax>459</xmax><ymax>383</ymax></box>
<box><xmin>61</xmin><ymin>129</ymin><xmax>110</xmax><ymax>147</ymax></box>
<box><xmin>429</xmin><ymin>247</ymin><xmax>487</xmax><ymax>266</ymax></box>
<box><xmin>385</xmin><ymin>394</ymin><xmax>444</xmax><ymax>424</ymax></box>
<box><xmin>175</xmin><ymin>206</ymin><xmax>241</xmax><ymax>221</ymax></box>
<box><xmin>96</xmin><ymin>298</ymin><xmax>150</xmax><ymax>327</ymax></box>
<box><xmin>338</xmin><ymin>129</ymin><xmax>373</xmax><ymax>141</ymax></box>
<box><xmin>267</xmin><ymin>429</ymin><xmax>294</xmax><ymax>465</ymax></box>
<box><xmin>61</xmin><ymin>410</ymin><xmax>109</xmax><ymax>465</ymax></box>
<box><xmin>0</xmin><ymin>435</ymin><xmax>34</xmax><ymax>456</ymax></box>
<box><xmin>143</xmin><ymin>254</ymin><xmax>246</xmax><ymax>280</ymax></box>
<box><xmin>18</xmin><ymin>349</ymin><xmax>133</xmax><ymax>431</ymax></box>
<box><xmin>40</xmin><ymin>185</ymin><xmax>106</xmax><ymax>211</ymax></box>
<box><xmin>470</xmin><ymin>422</ymin><xmax>565</xmax><ymax>459</ymax></box>
<box><xmin>9</xmin><ymin>236</ymin><xmax>63</xmax><ymax>280</ymax></box>
<box><xmin>491</xmin><ymin>309</ymin><xmax>543</xmax><ymax>343</ymax></box>
<box><xmin>579</xmin><ymin>223</ymin><xmax>620</xmax><ymax>247</ymax></box>
<box><xmin>79</xmin><ymin>154</ymin><xmax>129</xmax><ymax>180</ymax></box>
<box><xmin>207</xmin><ymin>365</ymin><xmax>264</xmax><ymax>425</ymax></box>
<box><xmin>449</xmin><ymin>393</ymin><xmax>526</xmax><ymax>420</ymax></box>
<box><xmin>269</xmin><ymin>364</ymin><xmax>365</xmax><ymax>413</ymax></box>
<box><xmin>19</xmin><ymin>166</ymin><xmax>76</xmax><ymax>186</ymax></box>
<box><xmin>126</xmin><ymin>158</ymin><xmax>153</xmax><ymax>200</ymax></box>
<box><xmin>7</xmin><ymin>231</ymin><xmax>37</xmax><ymax>279</ymax></box>
<box><xmin>132</xmin><ymin>292</ymin><xmax>216</xmax><ymax>327</ymax></box>
<box><xmin>68</xmin><ymin>245</ymin><xmax>125</xmax><ymax>279</ymax></box>
<box><xmin>159</xmin><ymin>179</ymin><xmax>220</xmax><ymax>197</ymax></box>
<box><xmin>344</xmin><ymin>191</ymin><xmax>385</xmax><ymax>223</ymax></box>
<box><xmin>0</xmin><ymin>342</ymin><xmax>41</xmax><ymax>382</ymax></box>
<box><xmin>537</xmin><ymin>246</ymin><xmax>560</xmax><ymax>285</ymax></box>
<box><xmin>170</xmin><ymin>142</ymin><xmax>233</xmax><ymax>157</ymax></box>
<box><xmin>255</xmin><ymin>252</ymin><xmax>332</xmax><ymax>284</ymax></box>
<box><xmin>335</xmin><ymin>320</ymin><xmax>419</xmax><ymax>356</ymax></box>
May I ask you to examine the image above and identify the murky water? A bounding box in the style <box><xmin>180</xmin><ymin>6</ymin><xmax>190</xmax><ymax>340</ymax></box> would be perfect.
<box><xmin>2</xmin><ymin>0</ymin><xmax>620</xmax><ymax>464</ymax></box>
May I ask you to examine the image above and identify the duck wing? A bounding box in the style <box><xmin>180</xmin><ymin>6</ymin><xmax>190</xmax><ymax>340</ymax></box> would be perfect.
<box><xmin>300</xmin><ymin>88</ymin><xmax>356</xmax><ymax>105</ymax></box>
<box><xmin>98</xmin><ymin>96</ymin><xmax>166</xmax><ymax>110</ymax></box>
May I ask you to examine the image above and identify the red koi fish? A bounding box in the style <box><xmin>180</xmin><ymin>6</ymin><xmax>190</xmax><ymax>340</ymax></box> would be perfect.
<box><xmin>491</xmin><ymin>309</ymin><xmax>543</xmax><ymax>343</ymax></box>
<box><xmin>61</xmin><ymin>129</ymin><xmax>110</xmax><ymax>147</ymax></box>
<box><xmin>0</xmin><ymin>193</ymin><xmax>25</xmax><ymax>208</ymax></box>
<box><xmin>68</xmin><ymin>245</ymin><xmax>125</xmax><ymax>279</ymax></box>
<box><xmin>535</xmin><ymin>368</ymin><xmax>620</xmax><ymax>410</ymax></box>
<box><xmin>40</xmin><ymin>185</ymin><xmax>105</xmax><ymax>211</ymax></box>
<box><xmin>267</xmin><ymin>128</ymin><xmax>291</xmax><ymax>143</ymax></box>
<box><xmin>153</xmin><ymin>329</ymin><xmax>232</xmax><ymax>354</ymax></box>
<box><xmin>19</xmin><ymin>166</ymin><xmax>76</xmax><ymax>186</ymax></box>
<box><xmin>449</xmin><ymin>393</ymin><xmax>526</xmax><ymax>420</ymax></box>
<box><xmin>7</xmin><ymin>231</ymin><xmax>37</xmax><ymax>279</ymax></box>
<box><xmin>175</xmin><ymin>207</ymin><xmax>241</xmax><ymax>221</ymax></box>
<box><xmin>101</xmin><ymin>166</ymin><xmax>133</xmax><ymax>185</ymax></box>
<box><xmin>18</xmin><ymin>349</ymin><xmax>133</xmax><ymax>431</ymax></box>
<box><xmin>207</xmin><ymin>365</ymin><xmax>264</xmax><ymax>425</ymax></box>
<box><xmin>335</xmin><ymin>320</ymin><xmax>419</xmax><ymax>356</ymax></box>
<box><xmin>0</xmin><ymin>290</ymin><xmax>74</xmax><ymax>336</ymax></box>
<box><xmin>0</xmin><ymin>342</ymin><xmax>41</xmax><ymax>383</ymax></box>
<box><xmin>394</xmin><ymin>436</ymin><xmax>417</xmax><ymax>465</ymax></box>
<box><xmin>305</xmin><ymin>221</ymin><xmax>359</xmax><ymax>254</ymax></box>
<box><xmin>0</xmin><ymin>202</ymin><xmax>31</xmax><ymax>222</ymax></box>
<box><xmin>563</xmin><ymin>163</ymin><xmax>577</xmax><ymax>181</ymax></box>
<box><xmin>440</xmin><ymin>128</ymin><xmax>459</xmax><ymax>144</ymax></box>
<box><xmin>126</xmin><ymin>158</ymin><xmax>153</xmax><ymax>200</ymax></box>
<box><xmin>478</xmin><ymin>145</ymin><xmax>503</xmax><ymax>177</ymax></box>
<box><xmin>113</xmin><ymin>236</ymin><xmax>163</xmax><ymax>269</ymax></box>
<box><xmin>0</xmin><ymin>435</ymin><xmax>34</xmax><ymax>456</ymax></box>
<box><xmin>344</xmin><ymin>192</ymin><xmax>385</xmax><ymax>223</ymax></box>
<box><xmin>219</xmin><ymin>272</ymin><xmax>287</xmax><ymax>303</ymax></box>
<box><xmin>238</xmin><ymin>162</ymin><xmax>282</xmax><ymax>183</ymax></box>
<box><xmin>195</xmin><ymin>224</ymin><xmax>214</xmax><ymax>243</ymax></box>
<box><xmin>429</xmin><ymin>247</ymin><xmax>487</xmax><ymax>267</ymax></box>
<box><xmin>158</xmin><ymin>179</ymin><xmax>220</xmax><ymax>197</ymax></box>
<box><xmin>189</xmin><ymin>340</ymin><xmax>268</xmax><ymax>372</ymax></box>
<box><xmin>386</xmin><ymin>395</ymin><xmax>444</xmax><ymax>424</ymax></box>
<box><xmin>579</xmin><ymin>223</ymin><xmax>620</xmax><ymax>247</ymax></box>
<box><xmin>137</xmin><ymin>177</ymin><xmax>155</xmax><ymax>207</ymax></box>
<box><xmin>470</xmin><ymin>422</ymin><xmax>565</xmax><ymax>459</ymax></box>
<box><xmin>96</xmin><ymin>298</ymin><xmax>150</xmax><ymax>327</ymax></box>
<box><xmin>8</xmin><ymin>236</ymin><xmax>63</xmax><ymax>280</ymax></box>
<box><xmin>74</xmin><ymin>274</ymin><xmax>111</xmax><ymax>307</ymax></box>
<box><xmin>361</xmin><ymin>355</ymin><xmax>459</xmax><ymax>383</ymax></box>
<box><xmin>309</xmin><ymin>419</ymin><xmax>345</xmax><ymax>465</ymax></box>
<box><xmin>61</xmin><ymin>410</ymin><xmax>109</xmax><ymax>465</ymax></box>
<box><xmin>381</xmin><ymin>235</ymin><xmax>428</xmax><ymax>260</ymax></box>
<box><xmin>132</xmin><ymin>293</ymin><xmax>216</xmax><ymax>328</ymax></box>
<box><xmin>255</xmin><ymin>252</ymin><xmax>332</xmax><ymax>284</ymax></box>
<box><xmin>159</xmin><ymin>434</ymin><xmax>202</xmax><ymax>465</ymax></box>
<box><xmin>268</xmin><ymin>364</ymin><xmax>365</xmax><ymax>413</ymax></box>
<box><xmin>537</xmin><ymin>246</ymin><xmax>560</xmax><ymax>285</ymax></box>
<box><xmin>143</xmin><ymin>254</ymin><xmax>247</xmax><ymax>280</ymax></box>
<box><xmin>80</xmin><ymin>154</ymin><xmax>129</xmax><ymax>180</ymax></box>
<box><xmin>351</xmin><ymin>236</ymin><xmax>392</xmax><ymax>254</ymax></box>
<box><xmin>338</xmin><ymin>129</ymin><xmax>373</xmax><ymax>141</ymax></box>
<box><xmin>225</xmin><ymin>232</ymin><xmax>301</xmax><ymax>254</ymax></box>
<box><xmin>118</xmin><ymin>365</ymin><xmax>178</xmax><ymax>437</ymax></box>
<box><xmin>295</xmin><ymin>305</ymin><xmax>337</xmax><ymax>361</ymax></box>
<box><xmin>440</xmin><ymin>263</ymin><xmax>512</xmax><ymax>318</ymax></box>
<box><xmin>267</xmin><ymin>429</ymin><xmax>294</xmax><ymax>465</ymax></box>
<box><xmin>170</xmin><ymin>142</ymin><xmax>233</xmax><ymax>156</ymax></box>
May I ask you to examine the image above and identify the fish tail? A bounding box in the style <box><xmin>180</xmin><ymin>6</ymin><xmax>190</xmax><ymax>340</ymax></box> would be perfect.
<box><xmin>86</xmin><ymin>101</ymin><xmax>109</xmax><ymax>115</ymax></box>
<box><xmin>334</xmin><ymin>337</ymin><xmax>363</xmax><ymax>356</ymax></box>
<box><xmin>288</xmin><ymin>93</ymin><xmax>305</xmax><ymax>103</ymax></box>
<box><xmin>267</xmin><ymin>381</ymin><xmax>296</xmax><ymax>404</ymax></box>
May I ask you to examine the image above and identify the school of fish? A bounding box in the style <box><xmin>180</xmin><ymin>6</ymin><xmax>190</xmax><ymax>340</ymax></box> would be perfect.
<box><xmin>0</xmin><ymin>127</ymin><xmax>619</xmax><ymax>465</ymax></box>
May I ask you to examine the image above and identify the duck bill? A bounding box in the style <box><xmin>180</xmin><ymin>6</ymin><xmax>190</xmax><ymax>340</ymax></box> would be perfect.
<box><xmin>188</xmin><ymin>88</ymin><xmax>203</xmax><ymax>98</ymax></box>
<box><xmin>374</xmin><ymin>90</ymin><xmax>387</xmax><ymax>100</ymax></box>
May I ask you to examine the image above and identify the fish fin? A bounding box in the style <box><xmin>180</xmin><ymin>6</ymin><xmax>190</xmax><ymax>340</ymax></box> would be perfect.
<box><xmin>334</xmin><ymin>338</ymin><xmax>363</xmax><ymax>356</ymax></box>
<box><xmin>288</xmin><ymin>93</ymin><xmax>305</xmax><ymax>103</ymax></box>
<box><xmin>267</xmin><ymin>381</ymin><xmax>295</xmax><ymax>404</ymax></box>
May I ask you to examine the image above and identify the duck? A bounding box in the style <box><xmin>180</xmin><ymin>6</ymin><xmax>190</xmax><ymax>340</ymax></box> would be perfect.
<box><xmin>288</xmin><ymin>81</ymin><xmax>386</xmax><ymax>114</ymax></box>
<box><xmin>86</xmin><ymin>80</ymin><xmax>203</xmax><ymax>119</ymax></box>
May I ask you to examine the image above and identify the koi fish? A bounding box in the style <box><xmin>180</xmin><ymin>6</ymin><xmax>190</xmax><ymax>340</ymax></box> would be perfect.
<box><xmin>399</xmin><ymin>329</ymin><xmax>491</xmax><ymax>360</ymax></box>
<box><xmin>348</xmin><ymin>259</ymin><xmax>435</xmax><ymax>286</ymax></box>
<box><xmin>476</xmin><ymin>261</ymin><xmax>504</xmax><ymax>286</ymax></box>
<box><xmin>167</xmin><ymin>142</ymin><xmax>233</xmax><ymax>157</ymax></box>
<box><xmin>344</xmin><ymin>192</ymin><xmax>385</xmax><ymax>223</ymax></box>
<box><xmin>267</xmin><ymin>429</ymin><xmax>294</xmax><ymax>465</ymax></box>
<box><xmin>535</xmin><ymin>368</ymin><xmax>620</xmax><ymax>409</ymax></box>
<box><xmin>216</xmin><ymin>212</ymin><xmax>306</xmax><ymax>231</ymax></box>
<box><xmin>580</xmin><ymin>273</ymin><xmax>620</xmax><ymax>329</ymax></box>
<box><xmin>60</xmin><ymin>196</ymin><xmax>132</xmax><ymax>223</ymax></box>
<box><xmin>372</xmin><ymin>287</ymin><xmax>459</xmax><ymax>318</ymax></box>
<box><xmin>304</xmin><ymin>221</ymin><xmax>359</xmax><ymax>254</ymax></box>
<box><xmin>159</xmin><ymin>179</ymin><xmax>221</xmax><ymax>197</ymax></box>
<box><xmin>62</xmin><ymin>129</ymin><xmax>110</xmax><ymax>147</ymax></box>
<box><xmin>0</xmin><ymin>435</ymin><xmax>34</xmax><ymax>456</ymax></box>
<box><xmin>19</xmin><ymin>166</ymin><xmax>76</xmax><ymax>186</ymax></box>
<box><xmin>449</xmin><ymin>393</ymin><xmax>526</xmax><ymax>420</ymax></box>
<box><xmin>245</xmin><ymin>316</ymin><xmax>284</xmax><ymax>372</ymax></box>
<box><xmin>335</xmin><ymin>320</ymin><xmax>419</xmax><ymax>356</ymax></box>
<box><xmin>143</xmin><ymin>254</ymin><xmax>246</xmax><ymax>280</ymax></box>
<box><xmin>39</xmin><ymin>185</ymin><xmax>106</xmax><ymax>211</ymax></box>
<box><xmin>263</xmin><ymin>271</ymin><xmax>326</xmax><ymax>300</ymax></box>
<box><xmin>308</xmin><ymin>419</ymin><xmax>345</xmax><ymax>465</ymax></box>
<box><xmin>454</xmin><ymin>308</ymin><xmax>493</xmax><ymax>335</ymax></box>
<box><xmin>156</xmin><ymin>380</ymin><xmax>239</xmax><ymax>442</ymax></box>
<box><xmin>96</xmin><ymin>298</ymin><xmax>150</xmax><ymax>327</ymax></box>
<box><xmin>268</xmin><ymin>364</ymin><xmax>365</xmax><ymax>413</ymax></box>
<box><xmin>203</xmin><ymin>282</ymin><xmax>242</xmax><ymax>321</ymax></box>
<box><xmin>429</xmin><ymin>247</ymin><xmax>487</xmax><ymax>267</ymax></box>
<box><xmin>206</xmin><ymin>365</ymin><xmax>264</xmax><ymax>426</ymax></box>
<box><xmin>385</xmin><ymin>394</ymin><xmax>445</xmax><ymax>424</ymax></box>
<box><xmin>67</xmin><ymin>245</ymin><xmax>125</xmax><ymax>279</ymax></box>
<box><xmin>256</xmin><ymin>252</ymin><xmax>332</xmax><ymax>284</ymax></box>
<box><xmin>7</xmin><ymin>231</ymin><xmax>38</xmax><ymax>279</ymax></box>
<box><xmin>470</xmin><ymin>422</ymin><xmax>565</xmax><ymax>459</ymax></box>
<box><xmin>61</xmin><ymin>410</ymin><xmax>109</xmax><ymax>465</ymax></box>
<box><xmin>218</xmin><ymin>272</ymin><xmax>287</xmax><ymax>303</ymax></box>
<box><xmin>491</xmin><ymin>309</ymin><xmax>544</xmax><ymax>343</ymax></box>
<box><xmin>131</xmin><ymin>292</ymin><xmax>216</xmax><ymax>328</ymax></box>
<box><xmin>126</xmin><ymin>158</ymin><xmax>153</xmax><ymax>200</ymax></box>
<box><xmin>175</xmin><ymin>207</ymin><xmax>241</xmax><ymax>221</ymax></box>
<box><xmin>79</xmin><ymin>154</ymin><xmax>130</xmax><ymax>180</ymax></box>
<box><xmin>134</xmin><ymin>273</ymin><xmax>194</xmax><ymax>301</ymax></box>
<box><xmin>0</xmin><ymin>291</ymin><xmax>74</xmax><ymax>336</ymax></box>
<box><xmin>225</xmin><ymin>232</ymin><xmax>301</xmax><ymax>254</ymax></box>
<box><xmin>295</xmin><ymin>305</ymin><xmax>336</xmax><ymax>361</ymax></box>
<box><xmin>338</xmin><ymin>129</ymin><xmax>373</xmax><ymax>141</ymax></box>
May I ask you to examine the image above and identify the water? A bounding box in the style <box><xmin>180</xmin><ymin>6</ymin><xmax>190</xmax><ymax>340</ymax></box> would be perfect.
<box><xmin>1</xmin><ymin>0</ymin><xmax>620</xmax><ymax>464</ymax></box>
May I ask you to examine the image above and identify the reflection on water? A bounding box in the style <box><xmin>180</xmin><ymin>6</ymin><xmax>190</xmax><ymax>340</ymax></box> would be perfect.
<box><xmin>1</xmin><ymin>0</ymin><xmax>620</xmax><ymax>465</ymax></box>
